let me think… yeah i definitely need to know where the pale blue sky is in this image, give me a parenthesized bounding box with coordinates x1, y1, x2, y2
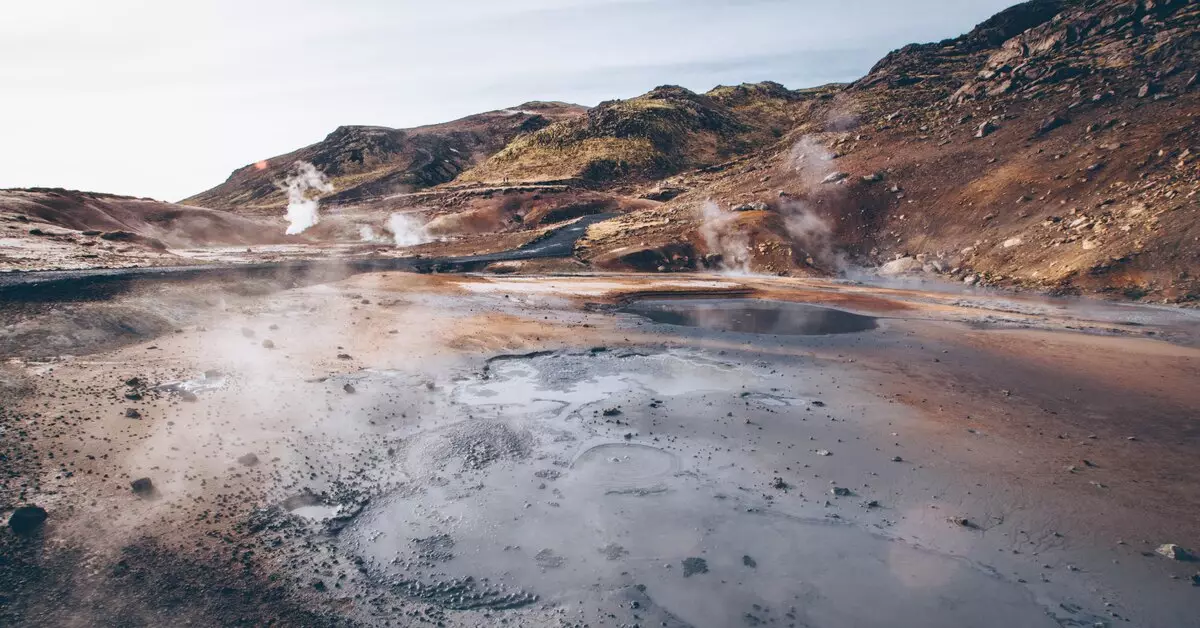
(1, 0, 1017, 201)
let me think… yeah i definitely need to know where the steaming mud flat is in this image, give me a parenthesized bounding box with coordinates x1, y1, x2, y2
(3, 272, 1199, 627)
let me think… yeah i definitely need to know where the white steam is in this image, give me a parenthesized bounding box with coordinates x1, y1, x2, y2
(780, 199, 841, 271)
(387, 213, 433, 247)
(281, 161, 334, 235)
(698, 201, 751, 274)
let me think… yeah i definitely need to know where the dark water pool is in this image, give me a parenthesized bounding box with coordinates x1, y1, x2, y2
(619, 298, 878, 335)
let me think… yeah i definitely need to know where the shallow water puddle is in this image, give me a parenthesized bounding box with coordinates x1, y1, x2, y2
(619, 298, 878, 335)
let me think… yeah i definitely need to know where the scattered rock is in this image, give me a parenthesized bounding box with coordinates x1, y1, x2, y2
(124, 408, 141, 419)
(599, 543, 628, 560)
(879, 256, 923, 276)
(602, 407, 622, 417)
(261, 339, 275, 349)
(742, 555, 757, 568)
(949, 516, 977, 529)
(535, 548, 565, 569)
(682, 557, 709, 577)
(821, 172, 849, 184)
(1034, 115, 1068, 136)
(1156, 544, 1194, 561)
(891, 455, 903, 462)
(343, 383, 356, 394)
(131, 477, 156, 498)
(976, 120, 997, 138)
(240, 327, 255, 338)
(770, 477, 790, 490)
(731, 201, 769, 212)
(237, 453, 260, 466)
(830, 487, 852, 497)
(8, 505, 48, 535)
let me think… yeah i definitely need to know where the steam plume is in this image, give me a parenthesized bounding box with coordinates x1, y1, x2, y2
(281, 161, 333, 235)
(698, 201, 751, 274)
(387, 213, 432, 247)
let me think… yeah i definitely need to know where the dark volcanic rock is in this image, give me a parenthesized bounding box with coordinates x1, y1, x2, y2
(8, 505, 48, 535)
(130, 477, 156, 498)
(682, 557, 709, 577)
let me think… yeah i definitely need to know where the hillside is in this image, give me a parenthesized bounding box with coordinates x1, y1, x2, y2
(456, 82, 812, 185)
(573, 0, 1200, 301)
(182, 102, 586, 213)
(0, 188, 284, 271)
(176, 0, 1199, 302)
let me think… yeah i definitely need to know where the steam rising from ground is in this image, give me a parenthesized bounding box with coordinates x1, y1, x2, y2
(388, 213, 432, 247)
(281, 162, 334, 235)
(781, 199, 840, 271)
(698, 201, 751, 274)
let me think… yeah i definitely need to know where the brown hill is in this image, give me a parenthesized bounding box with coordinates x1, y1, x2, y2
(182, 102, 586, 213)
(0, 188, 285, 271)
(177, 0, 1198, 302)
(573, 0, 1199, 301)
(456, 82, 810, 185)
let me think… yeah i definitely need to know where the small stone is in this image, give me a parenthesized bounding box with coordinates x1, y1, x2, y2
(343, 383, 356, 394)
(131, 477, 155, 497)
(237, 453, 259, 466)
(1156, 543, 1193, 561)
(821, 172, 849, 184)
(742, 555, 757, 568)
(891, 455, 903, 462)
(815, 449, 831, 456)
(830, 487, 852, 497)
(8, 505, 48, 535)
(240, 327, 255, 338)
(261, 339, 275, 349)
(124, 408, 141, 419)
(976, 120, 997, 138)
(682, 557, 708, 577)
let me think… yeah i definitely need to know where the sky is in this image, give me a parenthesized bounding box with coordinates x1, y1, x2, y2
(0, 0, 1018, 201)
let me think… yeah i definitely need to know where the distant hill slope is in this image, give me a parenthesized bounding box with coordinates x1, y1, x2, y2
(176, 0, 1198, 302)
(2, 188, 281, 246)
(576, 0, 1200, 301)
(455, 82, 818, 185)
(182, 102, 586, 213)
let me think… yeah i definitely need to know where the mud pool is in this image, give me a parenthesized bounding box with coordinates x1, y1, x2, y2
(339, 350, 1101, 627)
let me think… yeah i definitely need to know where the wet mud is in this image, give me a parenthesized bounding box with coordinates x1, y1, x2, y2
(3, 272, 1199, 627)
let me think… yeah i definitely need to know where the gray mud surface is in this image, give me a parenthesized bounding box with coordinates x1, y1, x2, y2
(3, 273, 1199, 627)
